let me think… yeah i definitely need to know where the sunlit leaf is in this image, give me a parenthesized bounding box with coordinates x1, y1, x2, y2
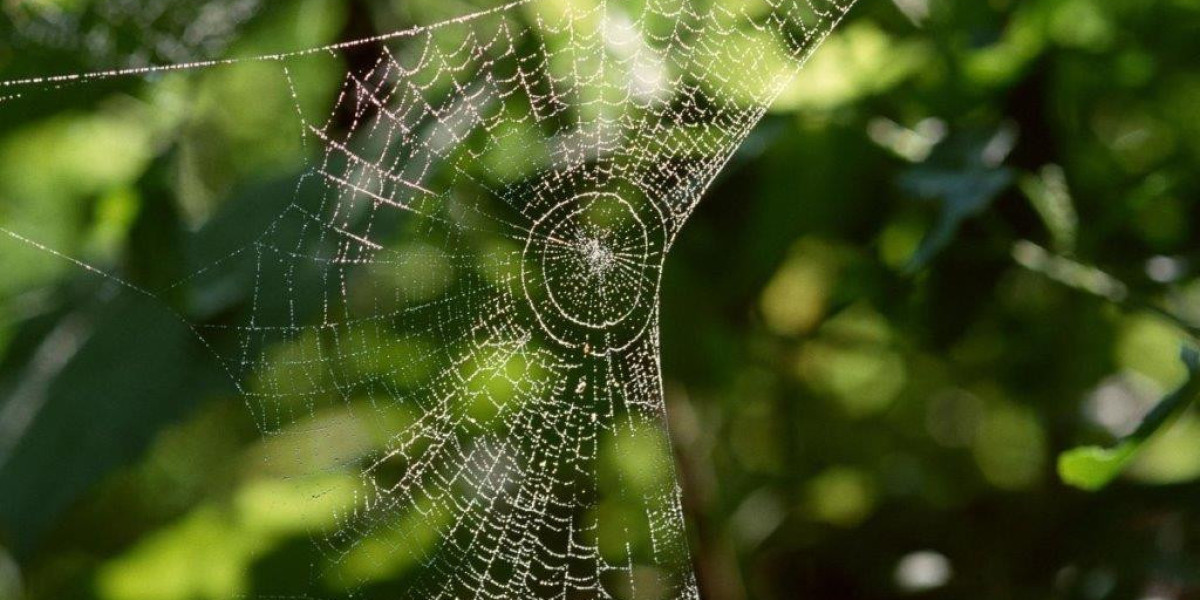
(1058, 346, 1200, 491)
(1019, 165, 1078, 254)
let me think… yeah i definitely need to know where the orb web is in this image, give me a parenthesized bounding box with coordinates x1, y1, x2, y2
(523, 191, 663, 355)
(0, 0, 858, 598)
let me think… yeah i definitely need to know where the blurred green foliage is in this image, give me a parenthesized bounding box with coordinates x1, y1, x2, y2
(0, 0, 1199, 599)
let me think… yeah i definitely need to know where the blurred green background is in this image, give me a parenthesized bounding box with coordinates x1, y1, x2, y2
(2, 0, 1200, 599)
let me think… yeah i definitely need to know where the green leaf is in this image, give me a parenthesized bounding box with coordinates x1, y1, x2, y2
(1019, 165, 1078, 254)
(898, 127, 1016, 274)
(1058, 346, 1200, 491)
(1057, 442, 1138, 491)
(0, 292, 233, 555)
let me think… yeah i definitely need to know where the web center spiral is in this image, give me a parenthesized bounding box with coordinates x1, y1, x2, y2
(521, 192, 663, 355)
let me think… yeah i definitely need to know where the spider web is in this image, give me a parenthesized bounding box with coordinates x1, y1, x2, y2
(0, 0, 856, 597)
